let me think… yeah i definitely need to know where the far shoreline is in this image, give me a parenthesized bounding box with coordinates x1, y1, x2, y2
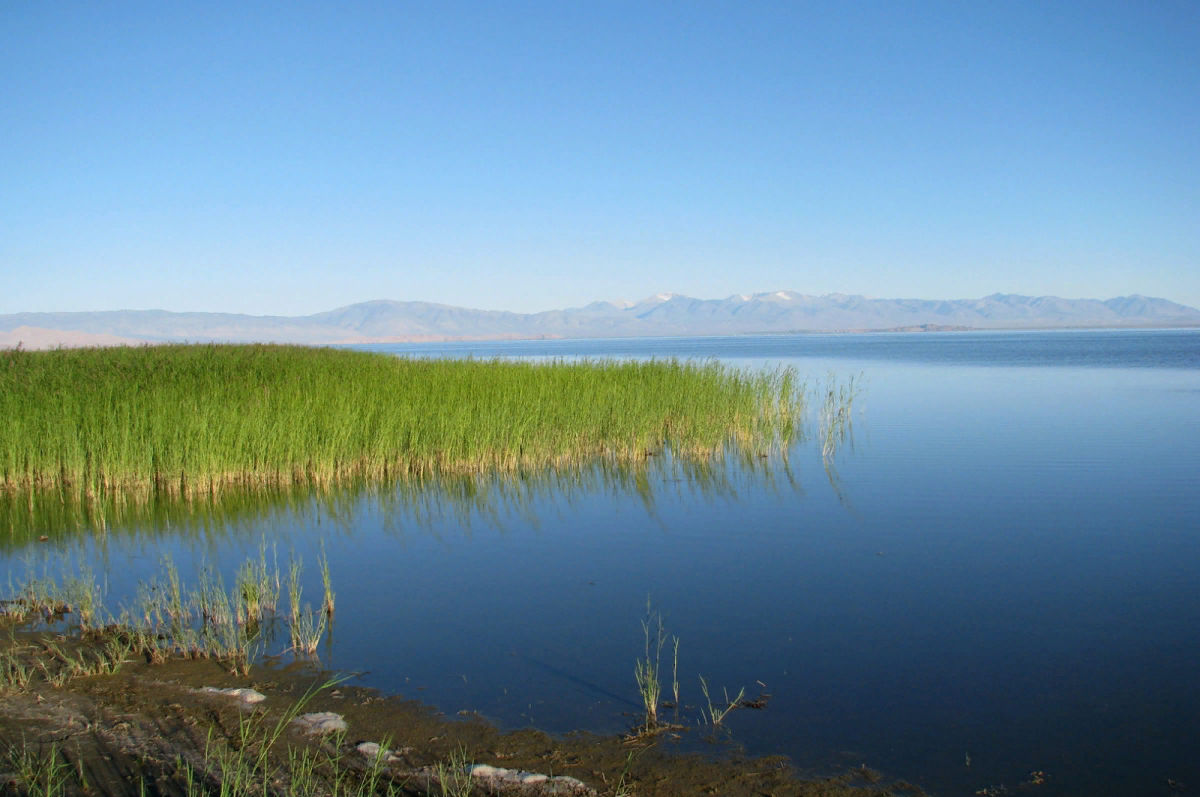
(4, 322, 1200, 351)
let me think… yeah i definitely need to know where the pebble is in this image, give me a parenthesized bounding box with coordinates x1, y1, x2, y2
(199, 687, 266, 705)
(468, 765, 593, 794)
(357, 742, 386, 758)
(292, 712, 348, 735)
(355, 742, 411, 765)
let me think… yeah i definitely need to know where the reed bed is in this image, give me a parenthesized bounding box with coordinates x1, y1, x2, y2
(0, 343, 804, 498)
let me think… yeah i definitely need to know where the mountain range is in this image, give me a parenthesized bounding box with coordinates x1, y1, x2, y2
(2, 292, 1198, 348)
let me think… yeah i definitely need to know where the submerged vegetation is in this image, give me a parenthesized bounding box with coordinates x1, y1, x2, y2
(0, 345, 879, 793)
(0, 343, 805, 498)
(630, 604, 752, 739)
(0, 548, 328, 686)
(0, 558, 935, 797)
(818, 371, 863, 460)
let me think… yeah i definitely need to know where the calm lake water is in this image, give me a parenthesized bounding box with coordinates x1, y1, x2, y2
(7, 329, 1200, 796)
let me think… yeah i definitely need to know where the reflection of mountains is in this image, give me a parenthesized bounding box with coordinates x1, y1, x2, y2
(0, 450, 805, 550)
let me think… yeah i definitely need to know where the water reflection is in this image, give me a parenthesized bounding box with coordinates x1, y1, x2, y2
(0, 445, 824, 553)
(0, 373, 874, 788)
(2, 375, 865, 554)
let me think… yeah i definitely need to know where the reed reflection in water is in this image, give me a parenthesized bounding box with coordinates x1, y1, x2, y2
(1, 374, 863, 551)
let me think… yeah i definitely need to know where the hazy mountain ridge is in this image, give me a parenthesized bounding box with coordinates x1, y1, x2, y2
(3, 292, 1197, 347)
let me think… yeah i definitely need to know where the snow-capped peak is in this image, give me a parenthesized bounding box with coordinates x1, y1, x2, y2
(638, 292, 680, 305)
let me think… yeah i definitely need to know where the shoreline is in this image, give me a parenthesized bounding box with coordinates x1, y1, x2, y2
(0, 629, 926, 797)
(4, 323, 1200, 351)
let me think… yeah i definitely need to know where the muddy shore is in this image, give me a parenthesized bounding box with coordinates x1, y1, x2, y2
(0, 629, 928, 797)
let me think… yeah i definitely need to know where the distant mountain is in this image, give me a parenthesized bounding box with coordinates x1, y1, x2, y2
(2, 292, 1198, 348)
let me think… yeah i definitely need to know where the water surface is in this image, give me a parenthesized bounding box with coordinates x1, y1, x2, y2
(6, 329, 1199, 796)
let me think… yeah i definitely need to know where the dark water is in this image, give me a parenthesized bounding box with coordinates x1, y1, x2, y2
(6, 329, 1199, 796)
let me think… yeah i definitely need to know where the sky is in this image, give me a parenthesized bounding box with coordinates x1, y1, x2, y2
(2, 1, 1198, 316)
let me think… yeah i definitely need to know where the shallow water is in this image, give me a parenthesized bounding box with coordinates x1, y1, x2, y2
(6, 329, 1199, 796)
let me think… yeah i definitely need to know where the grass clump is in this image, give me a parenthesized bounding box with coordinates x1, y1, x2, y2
(0, 343, 804, 499)
(634, 601, 674, 732)
(818, 371, 863, 459)
(319, 539, 335, 617)
(287, 603, 327, 656)
(283, 555, 326, 654)
(698, 675, 745, 727)
(1, 739, 70, 797)
(431, 746, 475, 797)
(1, 549, 331, 687)
(174, 676, 408, 797)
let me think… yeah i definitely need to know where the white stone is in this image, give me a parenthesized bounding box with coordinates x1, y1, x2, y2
(292, 712, 347, 735)
(357, 742, 387, 759)
(200, 687, 266, 704)
(468, 764, 595, 794)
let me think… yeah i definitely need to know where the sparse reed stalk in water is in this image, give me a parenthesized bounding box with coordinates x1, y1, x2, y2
(235, 543, 277, 627)
(162, 555, 184, 623)
(282, 554, 326, 654)
(3, 552, 314, 683)
(318, 539, 334, 617)
(698, 674, 745, 726)
(818, 371, 864, 459)
(671, 636, 680, 707)
(286, 555, 302, 628)
(634, 601, 668, 730)
(288, 603, 326, 655)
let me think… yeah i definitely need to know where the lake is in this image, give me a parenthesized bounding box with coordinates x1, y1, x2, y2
(6, 328, 1198, 796)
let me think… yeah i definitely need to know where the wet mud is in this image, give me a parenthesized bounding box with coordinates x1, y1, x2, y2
(0, 632, 928, 797)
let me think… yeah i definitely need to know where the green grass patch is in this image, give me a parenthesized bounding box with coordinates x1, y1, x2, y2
(0, 343, 803, 497)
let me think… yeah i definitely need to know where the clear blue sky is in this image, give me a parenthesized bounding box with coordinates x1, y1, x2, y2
(3, 1, 1197, 315)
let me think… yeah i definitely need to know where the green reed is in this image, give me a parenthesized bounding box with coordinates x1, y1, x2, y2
(318, 539, 334, 617)
(287, 603, 326, 656)
(698, 675, 744, 727)
(1, 740, 71, 797)
(236, 542, 279, 626)
(634, 601, 668, 731)
(0, 343, 804, 497)
(2, 548, 325, 680)
(818, 371, 863, 459)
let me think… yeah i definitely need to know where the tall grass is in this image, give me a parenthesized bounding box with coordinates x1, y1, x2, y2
(2, 549, 330, 679)
(818, 371, 863, 459)
(698, 675, 745, 727)
(635, 602, 668, 731)
(1, 739, 70, 797)
(0, 344, 804, 497)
